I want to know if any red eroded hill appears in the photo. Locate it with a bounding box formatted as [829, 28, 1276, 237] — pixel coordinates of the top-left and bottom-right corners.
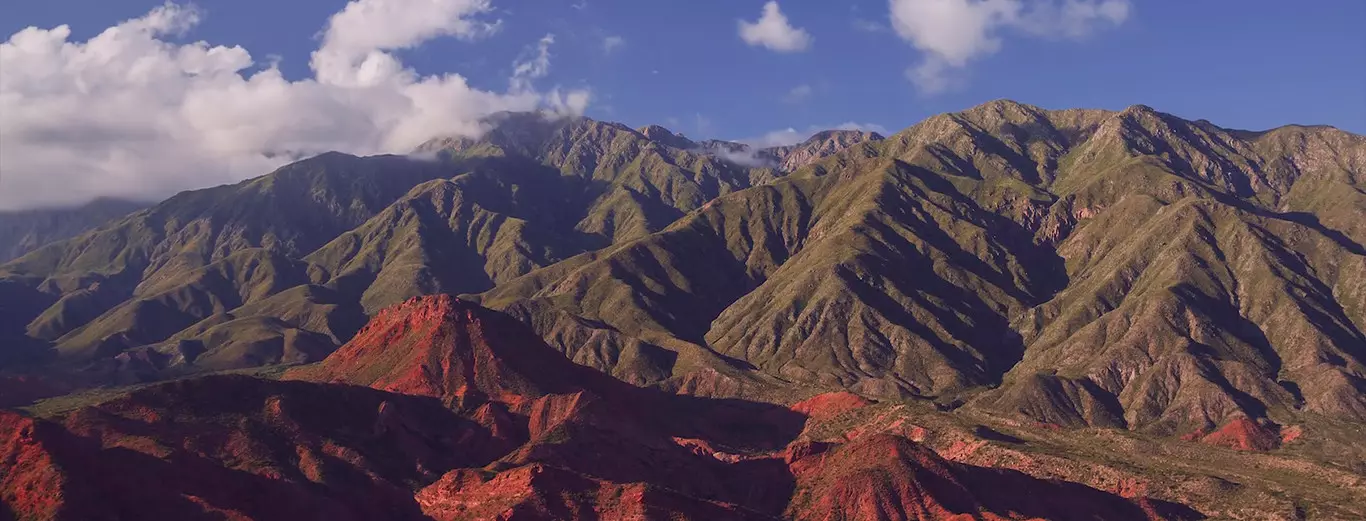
[0, 377, 511, 521]
[2, 295, 1202, 520]
[786, 433, 1196, 521]
[1194, 416, 1283, 451]
[286, 294, 600, 407]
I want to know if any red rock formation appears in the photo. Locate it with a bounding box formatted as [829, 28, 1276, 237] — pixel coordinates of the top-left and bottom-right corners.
[2, 295, 1202, 520]
[287, 295, 599, 408]
[1, 377, 511, 521]
[790, 391, 871, 422]
[0, 412, 66, 520]
[786, 433, 1189, 521]
[416, 464, 773, 521]
[1280, 425, 1304, 445]
[1199, 416, 1282, 451]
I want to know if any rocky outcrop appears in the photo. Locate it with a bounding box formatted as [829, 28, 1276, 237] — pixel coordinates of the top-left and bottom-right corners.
[766, 129, 886, 172]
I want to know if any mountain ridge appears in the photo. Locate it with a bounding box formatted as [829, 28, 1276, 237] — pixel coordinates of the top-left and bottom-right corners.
[3, 100, 1366, 518]
[3, 99, 1363, 445]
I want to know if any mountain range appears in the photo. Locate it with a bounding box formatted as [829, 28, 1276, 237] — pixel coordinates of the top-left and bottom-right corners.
[2, 100, 1364, 520]
[0, 199, 147, 264]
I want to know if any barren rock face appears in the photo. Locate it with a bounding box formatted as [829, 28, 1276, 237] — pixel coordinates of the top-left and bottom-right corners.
[767, 129, 885, 172]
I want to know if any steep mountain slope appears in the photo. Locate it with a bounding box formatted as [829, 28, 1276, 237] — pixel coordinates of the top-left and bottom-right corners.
[977, 105, 1366, 434]
[0, 152, 458, 374]
[1, 101, 1362, 464]
[0, 198, 146, 263]
[0, 113, 882, 388]
[766, 129, 887, 172]
[477, 101, 1366, 436]
[476, 145, 1055, 399]
[0, 296, 1199, 520]
[413, 112, 773, 244]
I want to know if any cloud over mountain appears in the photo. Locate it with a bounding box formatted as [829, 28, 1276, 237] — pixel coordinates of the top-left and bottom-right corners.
[0, 0, 588, 210]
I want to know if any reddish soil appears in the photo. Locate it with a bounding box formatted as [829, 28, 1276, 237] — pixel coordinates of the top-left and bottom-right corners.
[785, 433, 1183, 521]
[790, 391, 871, 422]
[1199, 417, 1282, 451]
[1, 295, 1203, 520]
[1280, 425, 1304, 445]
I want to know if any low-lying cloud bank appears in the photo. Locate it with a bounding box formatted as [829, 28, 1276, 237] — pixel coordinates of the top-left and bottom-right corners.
[0, 0, 588, 210]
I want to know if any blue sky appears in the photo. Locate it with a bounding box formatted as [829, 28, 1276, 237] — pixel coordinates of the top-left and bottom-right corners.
[5, 0, 1363, 137]
[1, 0, 1364, 208]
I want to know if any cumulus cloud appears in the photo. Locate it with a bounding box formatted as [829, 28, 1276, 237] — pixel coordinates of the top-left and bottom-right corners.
[889, 0, 1129, 93]
[0, 0, 588, 210]
[739, 1, 812, 52]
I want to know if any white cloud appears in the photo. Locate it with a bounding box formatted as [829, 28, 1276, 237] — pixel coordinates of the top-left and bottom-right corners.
[602, 35, 625, 54]
[889, 0, 1129, 93]
[783, 84, 813, 103]
[695, 122, 887, 168]
[739, 1, 812, 52]
[511, 33, 555, 92]
[312, 0, 499, 86]
[0, 0, 589, 210]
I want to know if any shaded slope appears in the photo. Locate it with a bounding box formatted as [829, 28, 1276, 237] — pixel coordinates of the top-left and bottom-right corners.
[477, 132, 1063, 399]
[416, 113, 774, 244]
[785, 433, 1192, 521]
[481, 100, 1366, 434]
[979, 106, 1366, 431]
[0, 377, 509, 521]
[42, 248, 316, 361]
[0, 153, 457, 372]
[1, 113, 829, 382]
[0, 198, 146, 264]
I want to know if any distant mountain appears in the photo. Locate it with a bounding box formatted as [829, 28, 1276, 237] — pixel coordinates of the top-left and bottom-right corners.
[0, 152, 460, 375]
[663, 128, 885, 171]
[0, 113, 880, 382]
[0, 198, 146, 263]
[765, 129, 886, 171]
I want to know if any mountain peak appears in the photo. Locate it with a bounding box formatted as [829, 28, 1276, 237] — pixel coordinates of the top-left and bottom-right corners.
[762, 129, 885, 171]
[972, 98, 1039, 112]
[287, 295, 595, 407]
[1119, 103, 1161, 117]
[637, 124, 697, 149]
[804, 129, 885, 144]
